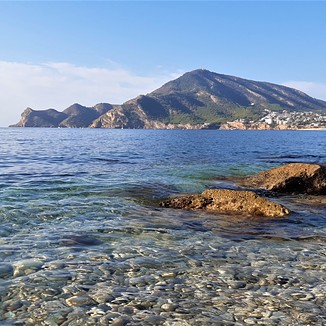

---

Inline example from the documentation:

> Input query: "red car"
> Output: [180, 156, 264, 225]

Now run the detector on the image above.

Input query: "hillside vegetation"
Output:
[11, 69, 326, 129]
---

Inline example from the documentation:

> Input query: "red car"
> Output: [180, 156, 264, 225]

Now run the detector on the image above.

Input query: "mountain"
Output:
[59, 103, 113, 128]
[11, 69, 326, 129]
[11, 103, 113, 128]
[12, 107, 68, 127]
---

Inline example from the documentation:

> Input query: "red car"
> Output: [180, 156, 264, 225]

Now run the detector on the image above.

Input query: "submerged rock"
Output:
[241, 163, 326, 195]
[0, 263, 13, 278]
[160, 189, 289, 217]
[66, 295, 94, 307]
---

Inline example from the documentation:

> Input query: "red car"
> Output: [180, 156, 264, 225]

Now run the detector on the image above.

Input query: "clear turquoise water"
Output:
[1, 128, 324, 233]
[0, 128, 325, 325]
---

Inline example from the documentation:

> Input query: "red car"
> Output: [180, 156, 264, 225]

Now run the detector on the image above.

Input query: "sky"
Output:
[0, 1, 326, 127]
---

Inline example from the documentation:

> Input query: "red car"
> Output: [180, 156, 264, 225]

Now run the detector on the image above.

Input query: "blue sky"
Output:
[0, 1, 326, 126]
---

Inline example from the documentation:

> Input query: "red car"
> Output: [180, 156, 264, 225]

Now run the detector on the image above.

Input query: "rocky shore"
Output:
[161, 163, 326, 217]
[1, 163, 325, 325]
[161, 189, 289, 217]
[2, 229, 326, 325]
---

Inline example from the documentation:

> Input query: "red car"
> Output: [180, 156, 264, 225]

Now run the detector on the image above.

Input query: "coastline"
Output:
[297, 127, 326, 131]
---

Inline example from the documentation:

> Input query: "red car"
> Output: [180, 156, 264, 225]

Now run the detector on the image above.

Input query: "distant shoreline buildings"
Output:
[220, 109, 326, 130]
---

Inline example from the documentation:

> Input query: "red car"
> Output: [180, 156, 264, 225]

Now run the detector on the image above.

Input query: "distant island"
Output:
[11, 69, 326, 130]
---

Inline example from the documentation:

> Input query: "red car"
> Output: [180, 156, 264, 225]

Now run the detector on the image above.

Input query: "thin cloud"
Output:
[0, 61, 181, 127]
[283, 81, 326, 101]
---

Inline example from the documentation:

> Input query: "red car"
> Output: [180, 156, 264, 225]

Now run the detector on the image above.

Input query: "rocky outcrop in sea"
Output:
[241, 163, 326, 195]
[161, 189, 289, 217]
[161, 163, 326, 217]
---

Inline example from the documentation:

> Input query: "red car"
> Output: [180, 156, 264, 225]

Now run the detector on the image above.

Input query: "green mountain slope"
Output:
[11, 69, 326, 129]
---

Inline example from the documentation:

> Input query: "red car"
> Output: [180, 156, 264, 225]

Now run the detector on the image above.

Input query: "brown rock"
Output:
[242, 163, 326, 195]
[65, 295, 94, 306]
[160, 194, 213, 210]
[161, 189, 289, 217]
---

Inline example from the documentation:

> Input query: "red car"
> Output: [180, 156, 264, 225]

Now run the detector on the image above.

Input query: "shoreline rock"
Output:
[160, 189, 290, 218]
[241, 163, 326, 195]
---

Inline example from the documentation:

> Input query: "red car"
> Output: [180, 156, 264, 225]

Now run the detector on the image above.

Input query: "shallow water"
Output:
[0, 128, 325, 325]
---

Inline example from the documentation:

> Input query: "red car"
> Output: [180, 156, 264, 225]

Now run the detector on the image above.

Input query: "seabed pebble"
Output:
[1, 218, 326, 326]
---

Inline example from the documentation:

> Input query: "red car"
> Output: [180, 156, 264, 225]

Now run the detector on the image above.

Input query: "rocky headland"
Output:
[11, 69, 326, 129]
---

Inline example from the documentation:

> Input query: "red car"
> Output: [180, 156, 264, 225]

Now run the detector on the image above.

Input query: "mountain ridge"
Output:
[11, 69, 326, 129]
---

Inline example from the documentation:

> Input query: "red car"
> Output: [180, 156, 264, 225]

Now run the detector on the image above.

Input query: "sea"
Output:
[0, 128, 325, 325]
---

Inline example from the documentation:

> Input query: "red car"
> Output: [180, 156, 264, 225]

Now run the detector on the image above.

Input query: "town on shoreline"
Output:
[220, 109, 326, 130]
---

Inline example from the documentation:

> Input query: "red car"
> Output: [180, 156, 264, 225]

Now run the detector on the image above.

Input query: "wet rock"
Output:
[110, 317, 129, 326]
[2, 300, 24, 312]
[13, 259, 43, 277]
[161, 189, 289, 217]
[161, 303, 177, 311]
[227, 280, 247, 289]
[66, 295, 94, 306]
[143, 315, 166, 324]
[0, 263, 13, 278]
[241, 163, 326, 195]
[117, 305, 135, 315]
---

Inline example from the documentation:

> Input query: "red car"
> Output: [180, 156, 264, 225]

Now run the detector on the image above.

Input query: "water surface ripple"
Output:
[0, 128, 325, 325]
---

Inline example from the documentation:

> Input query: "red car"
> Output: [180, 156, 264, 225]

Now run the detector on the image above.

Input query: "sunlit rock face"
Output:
[242, 163, 326, 195]
[161, 189, 290, 218]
